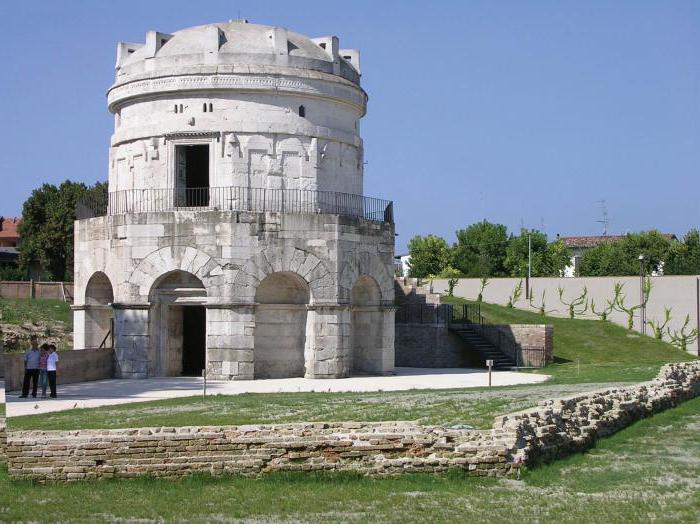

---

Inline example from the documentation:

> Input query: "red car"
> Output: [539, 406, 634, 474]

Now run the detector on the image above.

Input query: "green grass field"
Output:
[0, 297, 72, 327]
[2, 395, 698, 522]
[10, 382, 617, 431]
[10, 298, 696, 431]
[442, 296, 694, 383]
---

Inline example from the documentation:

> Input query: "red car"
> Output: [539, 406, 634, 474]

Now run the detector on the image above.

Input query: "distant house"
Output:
[394, 254, 411, 277]
[559, 234, 677, 277]
[0, 216, 20, 248]
[0, 216, 20, 271]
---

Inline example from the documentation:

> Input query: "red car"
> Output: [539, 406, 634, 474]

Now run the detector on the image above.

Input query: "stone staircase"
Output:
[394, 277, 441, 305]
[448, 324, 516, 369]
[394, 277, 516, 369]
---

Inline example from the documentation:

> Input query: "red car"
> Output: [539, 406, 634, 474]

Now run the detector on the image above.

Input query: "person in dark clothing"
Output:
[20, 336, 41, 398]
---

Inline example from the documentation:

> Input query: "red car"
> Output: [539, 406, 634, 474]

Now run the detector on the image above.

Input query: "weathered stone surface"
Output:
[73, 21, 396, 382]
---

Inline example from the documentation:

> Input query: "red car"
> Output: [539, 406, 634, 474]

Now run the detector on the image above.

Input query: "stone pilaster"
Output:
[206, 304, 255, 380]
[304, 304, 352, 379]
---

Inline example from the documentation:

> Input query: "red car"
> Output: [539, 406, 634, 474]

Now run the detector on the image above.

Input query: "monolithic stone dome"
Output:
[112, 20, 361, 90]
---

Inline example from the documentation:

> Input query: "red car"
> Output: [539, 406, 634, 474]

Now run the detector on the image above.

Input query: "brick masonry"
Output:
[5, 361, 699, 481]
[481, 324, 554, 367]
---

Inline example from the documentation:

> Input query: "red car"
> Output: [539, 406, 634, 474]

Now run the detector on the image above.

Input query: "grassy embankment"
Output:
[2, 396, 698, 522]
[0, 297, 73, 351]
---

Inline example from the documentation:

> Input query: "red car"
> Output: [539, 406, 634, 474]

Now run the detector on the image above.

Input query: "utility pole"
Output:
[526, 232, 532, 300]
[528, 233, 532, 281]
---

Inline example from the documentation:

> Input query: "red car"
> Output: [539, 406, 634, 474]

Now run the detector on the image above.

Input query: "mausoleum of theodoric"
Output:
[73, 20, 395, 380]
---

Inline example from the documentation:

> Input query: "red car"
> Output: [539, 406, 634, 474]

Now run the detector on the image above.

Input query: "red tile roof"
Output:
[559, 234, 676, 249]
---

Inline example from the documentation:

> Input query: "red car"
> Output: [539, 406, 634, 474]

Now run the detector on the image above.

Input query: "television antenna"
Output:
[596, 199, 609, 236]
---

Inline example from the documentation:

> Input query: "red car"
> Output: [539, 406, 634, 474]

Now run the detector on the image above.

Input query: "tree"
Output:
[578, 231, 672, 276]
[664, 229, 700, 275]
[18, 180, 107, 281]
[504, 230, 572, 277]
[452, 221, 508, 277]
[406, 235, 451, 278]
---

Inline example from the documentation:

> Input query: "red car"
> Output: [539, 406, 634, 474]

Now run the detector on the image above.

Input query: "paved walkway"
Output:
[6, 367, 549, 417]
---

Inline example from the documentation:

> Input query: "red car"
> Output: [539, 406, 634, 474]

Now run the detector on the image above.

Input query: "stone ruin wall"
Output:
[5, 361, 699, 481]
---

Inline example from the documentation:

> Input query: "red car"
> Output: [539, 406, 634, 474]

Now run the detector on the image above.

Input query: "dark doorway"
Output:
[175, 144, 210, 206]
[181, 305, 206, 376]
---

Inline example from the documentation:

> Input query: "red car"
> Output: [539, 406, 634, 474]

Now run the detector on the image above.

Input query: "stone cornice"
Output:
[107, 72, 367, 114]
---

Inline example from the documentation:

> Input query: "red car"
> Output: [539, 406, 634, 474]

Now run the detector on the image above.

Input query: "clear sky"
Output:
[1, 1, 697, 252]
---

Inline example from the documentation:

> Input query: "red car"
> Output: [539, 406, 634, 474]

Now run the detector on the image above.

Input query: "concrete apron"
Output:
[6, 368, 549, 417]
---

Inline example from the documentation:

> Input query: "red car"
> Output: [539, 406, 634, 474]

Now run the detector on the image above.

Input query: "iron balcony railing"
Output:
[394, 303, 485, 325]
[76, 186, 394, 223]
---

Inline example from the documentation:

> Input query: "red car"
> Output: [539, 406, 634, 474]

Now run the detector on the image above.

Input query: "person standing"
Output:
[38, 344, 50, 398]
[46, 344, 59, 399]
[20, 335, 41, 398]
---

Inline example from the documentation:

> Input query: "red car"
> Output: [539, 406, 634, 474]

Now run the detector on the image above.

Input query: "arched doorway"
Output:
[254, 272, 310, 378]
[351, 275, 383, 374]
[149, 271, 207, 376]
[84, 272, 114, 349]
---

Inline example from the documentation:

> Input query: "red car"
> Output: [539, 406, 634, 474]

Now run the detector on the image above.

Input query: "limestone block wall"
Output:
[74, 211, 395, 380]
[3, 349, 115, 392]
[7, 360, 698, 481]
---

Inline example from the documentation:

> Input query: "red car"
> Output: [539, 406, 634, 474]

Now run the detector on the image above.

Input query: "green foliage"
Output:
[578, 230, 672, 276]
[590, 298, 614, 321]
[18, 180, 107, 281]
[476, 277, 489, 302]
[506, 279, 523, 308]
[529, 288, 552, 316]
[0, 264, 26, 281]
[558, 286, 588, 319]
[504, 230, 572, 277]
[438, 266, 462, 297]
[667, 315, 699, 352]
[612, 279, 652, 330]
[452, 220, 508, 277]
[647, 307, 672, 340]
[664, 229, 700, 275]
[406, 234, 451, 278]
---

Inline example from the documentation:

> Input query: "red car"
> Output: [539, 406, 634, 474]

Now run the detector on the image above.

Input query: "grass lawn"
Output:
[10, 299, 697, 431]
[10, 382, 616, 431]
[442, 296, 695, 383]
[0, 297, 72, 327]
[2, 395, 698, 522]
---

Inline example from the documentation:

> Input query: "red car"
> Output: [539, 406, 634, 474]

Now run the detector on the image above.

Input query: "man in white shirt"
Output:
[46, 344, 59, 399]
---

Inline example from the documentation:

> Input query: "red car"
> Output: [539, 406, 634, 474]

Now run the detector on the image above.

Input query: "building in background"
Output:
[559, 234, 677, 277]
[0, 216, 21, 272]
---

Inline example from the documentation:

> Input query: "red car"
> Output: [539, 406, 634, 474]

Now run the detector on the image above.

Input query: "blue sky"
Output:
[1, 1, 697, 252]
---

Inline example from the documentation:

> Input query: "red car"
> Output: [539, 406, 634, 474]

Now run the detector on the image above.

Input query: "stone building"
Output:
[73, 20, 395, 380]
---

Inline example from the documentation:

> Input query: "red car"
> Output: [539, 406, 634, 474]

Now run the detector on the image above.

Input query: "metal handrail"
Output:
[76, 186, 394, 223]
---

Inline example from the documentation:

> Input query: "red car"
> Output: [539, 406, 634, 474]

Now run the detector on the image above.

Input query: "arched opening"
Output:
[149, 270, 207, 377]
[351, 275, 383, 374]
[84, 272, 114, 349]
[254, 272, 310, 378]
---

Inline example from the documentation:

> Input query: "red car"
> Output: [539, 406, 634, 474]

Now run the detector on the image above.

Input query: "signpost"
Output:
[486, 359, 493, 387]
